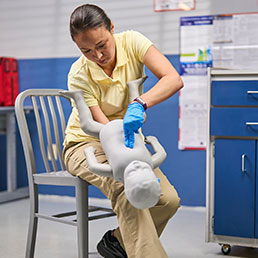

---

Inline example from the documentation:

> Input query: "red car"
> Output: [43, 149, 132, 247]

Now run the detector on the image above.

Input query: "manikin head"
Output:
[124, 160, 161, 209]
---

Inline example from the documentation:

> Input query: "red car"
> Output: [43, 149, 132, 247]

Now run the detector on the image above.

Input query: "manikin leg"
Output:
[59, 90, 103, 138]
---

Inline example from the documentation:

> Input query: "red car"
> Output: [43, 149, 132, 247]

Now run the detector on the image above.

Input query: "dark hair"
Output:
[70, 4, 111, 41]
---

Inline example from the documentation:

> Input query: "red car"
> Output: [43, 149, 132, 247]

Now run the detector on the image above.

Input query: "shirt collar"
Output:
[85, 34, 128, 81]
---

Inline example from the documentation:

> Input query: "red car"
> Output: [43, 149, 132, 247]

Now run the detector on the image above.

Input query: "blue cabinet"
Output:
[214, 139, 256, 238]
[206, 69, 258, 254]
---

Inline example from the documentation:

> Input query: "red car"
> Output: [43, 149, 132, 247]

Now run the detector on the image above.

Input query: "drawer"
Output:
[211, 80, 258, 106]
[210, 107, 258, 137]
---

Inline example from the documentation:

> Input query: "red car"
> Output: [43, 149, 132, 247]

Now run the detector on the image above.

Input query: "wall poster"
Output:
[179, 16, 213, 150]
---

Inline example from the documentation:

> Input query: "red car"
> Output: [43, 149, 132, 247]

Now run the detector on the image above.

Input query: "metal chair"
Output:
[15, 89, 115, 258]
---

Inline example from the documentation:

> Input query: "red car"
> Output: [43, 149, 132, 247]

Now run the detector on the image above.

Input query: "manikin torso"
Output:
[60, 77, 166, 209]
[100, 119, 152, 182]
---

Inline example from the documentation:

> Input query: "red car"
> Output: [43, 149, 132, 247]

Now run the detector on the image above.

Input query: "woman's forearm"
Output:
[141, 45, 184, 109]
[140, 72, 183, 108]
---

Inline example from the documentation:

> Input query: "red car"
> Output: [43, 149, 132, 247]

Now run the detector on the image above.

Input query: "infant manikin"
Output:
[60, 77, 167, 209]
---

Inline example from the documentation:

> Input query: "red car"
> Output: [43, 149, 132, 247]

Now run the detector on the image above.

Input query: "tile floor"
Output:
[1, 196, 258, 258]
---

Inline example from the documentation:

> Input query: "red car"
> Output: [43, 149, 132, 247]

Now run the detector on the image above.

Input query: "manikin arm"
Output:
[127, 76, 148, 102]
[127, 76, 148, 123]
[145, 136, 167, 168]
[59, 90, 103, 138]
[84, 146, 113, 177]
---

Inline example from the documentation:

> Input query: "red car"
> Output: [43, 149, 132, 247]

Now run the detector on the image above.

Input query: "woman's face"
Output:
[74, 24, 116, 69]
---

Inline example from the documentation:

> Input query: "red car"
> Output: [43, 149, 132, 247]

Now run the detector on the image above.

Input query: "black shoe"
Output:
[97, 230, 128, 258]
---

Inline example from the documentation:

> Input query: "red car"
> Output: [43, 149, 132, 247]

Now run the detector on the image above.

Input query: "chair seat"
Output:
[33, 170, 83, 186]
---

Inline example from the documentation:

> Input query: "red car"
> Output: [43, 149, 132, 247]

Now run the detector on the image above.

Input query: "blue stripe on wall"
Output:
[10, 55, 206, 206]
[19, 57, 78, 90]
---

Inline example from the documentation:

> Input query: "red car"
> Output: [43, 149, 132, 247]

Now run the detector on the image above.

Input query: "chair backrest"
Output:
[15, 89, 72, 181]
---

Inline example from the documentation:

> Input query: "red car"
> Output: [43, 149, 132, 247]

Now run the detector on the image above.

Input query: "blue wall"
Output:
[9, 55, 206, 206]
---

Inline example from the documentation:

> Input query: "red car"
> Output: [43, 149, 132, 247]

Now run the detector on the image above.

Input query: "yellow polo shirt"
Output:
[63, 30, 153, 148]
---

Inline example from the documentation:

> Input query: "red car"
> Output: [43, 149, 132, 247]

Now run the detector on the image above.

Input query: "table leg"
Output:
[6, 112, 16, 192]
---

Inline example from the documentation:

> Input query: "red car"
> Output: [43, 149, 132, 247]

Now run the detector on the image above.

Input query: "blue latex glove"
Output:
[123, 102, 144, 148]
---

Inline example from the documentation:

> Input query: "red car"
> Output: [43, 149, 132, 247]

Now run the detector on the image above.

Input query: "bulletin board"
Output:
[178, 12, 258, 150]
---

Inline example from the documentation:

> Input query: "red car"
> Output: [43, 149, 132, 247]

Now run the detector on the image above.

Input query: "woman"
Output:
[63, 4, 183, 258]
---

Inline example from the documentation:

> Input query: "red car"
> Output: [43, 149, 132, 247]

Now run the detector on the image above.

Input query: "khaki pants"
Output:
[63, 141, 180, 258]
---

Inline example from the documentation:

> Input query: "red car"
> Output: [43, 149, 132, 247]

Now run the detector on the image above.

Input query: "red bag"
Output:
[0, 57, 19, 106]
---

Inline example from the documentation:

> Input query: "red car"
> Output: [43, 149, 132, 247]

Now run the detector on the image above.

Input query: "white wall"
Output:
[1, 0, 257, 59]
[210, 0, 258, 15]
[0, 0, 211, 58]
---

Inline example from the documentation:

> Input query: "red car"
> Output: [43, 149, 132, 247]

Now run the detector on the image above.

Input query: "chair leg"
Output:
[26, 188, 39, 258]
[76, 178, 89, 258]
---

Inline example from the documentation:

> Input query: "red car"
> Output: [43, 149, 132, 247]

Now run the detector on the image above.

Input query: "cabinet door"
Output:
[214, 139, 255, 238]
[256, 141, 258, 238]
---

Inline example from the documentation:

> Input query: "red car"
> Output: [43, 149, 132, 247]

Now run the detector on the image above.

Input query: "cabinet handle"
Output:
[242, 154, 247, 173]
[247, 91, 258, 94]
[246, 122, 258, 126]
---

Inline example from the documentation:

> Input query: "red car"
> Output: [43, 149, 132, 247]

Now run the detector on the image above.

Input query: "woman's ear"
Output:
[110, 21, 114, 33]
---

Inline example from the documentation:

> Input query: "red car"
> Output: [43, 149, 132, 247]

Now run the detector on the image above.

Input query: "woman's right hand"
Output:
[123, 102, 144, 148]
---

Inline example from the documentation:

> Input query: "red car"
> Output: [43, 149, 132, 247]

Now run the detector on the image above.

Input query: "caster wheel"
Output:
[221, 244, 231, 255]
